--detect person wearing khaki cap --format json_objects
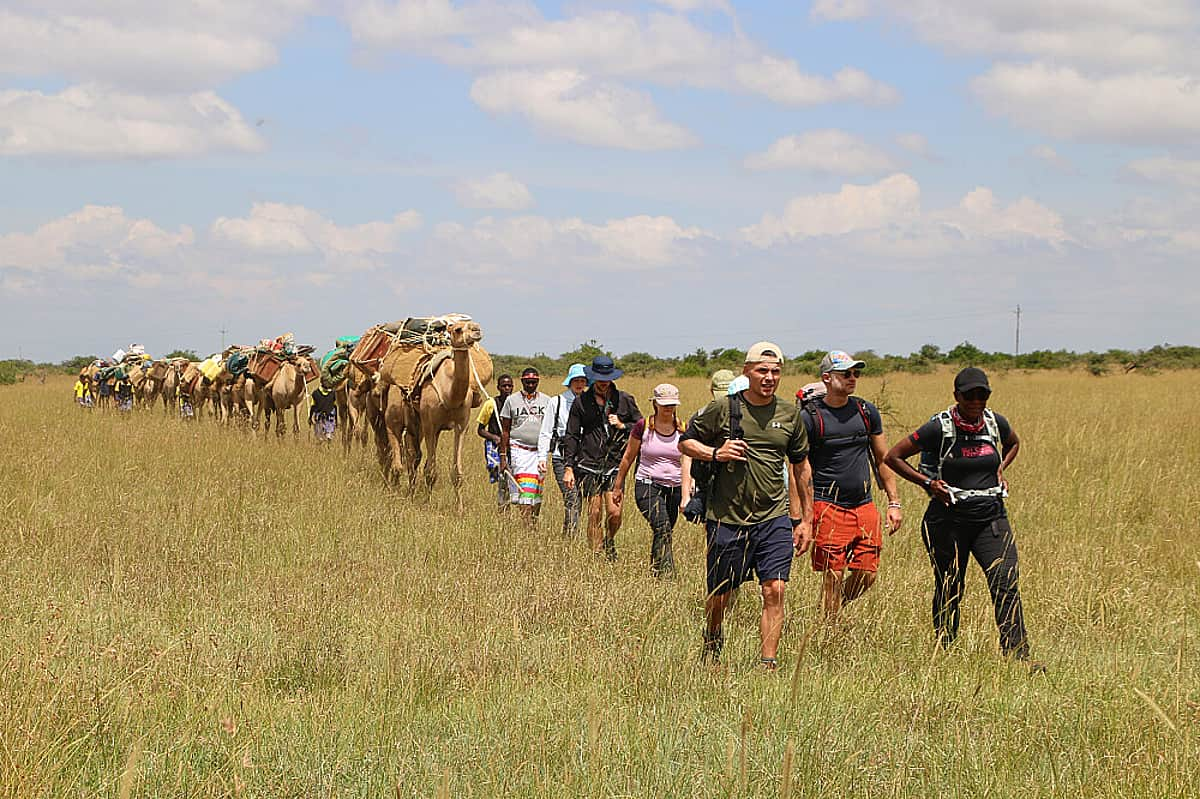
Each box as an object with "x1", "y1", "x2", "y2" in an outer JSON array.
[
  {"x1": 679, "y1": 341, "x2": 814, "y2": 671},
  {"x1": 613, "y1": 383, "x2": 691, "y2": 578},
  {"x1": 709, "y1": 369, "x2": 735, "y2": 401}
]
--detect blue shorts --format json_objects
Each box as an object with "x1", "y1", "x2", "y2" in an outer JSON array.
[{"x1": 705, "y1": 514, "x2": 794, "y2": 596}]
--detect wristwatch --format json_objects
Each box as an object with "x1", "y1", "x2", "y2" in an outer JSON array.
[{"x1": 922, "y1": 477, "x2": 934, "y2": 493}]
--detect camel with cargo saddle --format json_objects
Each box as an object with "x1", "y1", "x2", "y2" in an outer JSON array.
[{"x1": 356, "y1": 315, "x2": 492, "y2": 501}]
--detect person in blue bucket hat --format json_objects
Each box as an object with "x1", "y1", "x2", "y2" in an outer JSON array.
[
  {"x1": 562, "y1": 356, "x2": 643, "y2": 560},
  {"x1": 539, "y1": 363, "x2": 588, "y2": 537}
]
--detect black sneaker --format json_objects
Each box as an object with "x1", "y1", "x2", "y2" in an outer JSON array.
[{"x1": 702, "y1": 627, "x2": 724, "y2": 662}]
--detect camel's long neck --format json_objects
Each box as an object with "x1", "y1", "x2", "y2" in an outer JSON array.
[{"x1": 447, "y1": 347, "x2": 472, "y2": 406}]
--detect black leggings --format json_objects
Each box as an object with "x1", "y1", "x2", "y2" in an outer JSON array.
[
  {"x1": 634, "y1": 481, "x2": 680, "y2": 577},
  {"x1": 921, "y1": 510, "x2": 1030, "y2": 657}
]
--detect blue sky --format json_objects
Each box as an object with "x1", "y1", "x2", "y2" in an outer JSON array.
[{"x1": 1, "y1": 0, "x2": 1198, "y2": 362}]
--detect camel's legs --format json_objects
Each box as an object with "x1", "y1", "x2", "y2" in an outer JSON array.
[
  {"x1": 450, "y1": 421, "x2": 467, "y2": 510},
  {"x1": 420, "y1": 413, "x2": 441, "y2": 493}
]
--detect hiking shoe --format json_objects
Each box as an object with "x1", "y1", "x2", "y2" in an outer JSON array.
[
  {"x1": 759, "y1": 657, "x2": 779, "y2": 673},
  {"x1": 603, "y1": 537, "x2": 617, "y2": 562},
  {"x1": 701, "y1": 627, "x2": 724, "y2": 663}
]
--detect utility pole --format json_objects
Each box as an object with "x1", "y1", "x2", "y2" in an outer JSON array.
[
  {"x1": 219, "y1": 326, "x2": 228, "y2": 352},
  {"x1": 1013, "y1": 305, "x2": 1021, "y2": 356}
]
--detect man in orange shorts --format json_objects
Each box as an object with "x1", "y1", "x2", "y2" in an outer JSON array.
[{"x1": 801, "y1": 351, "x2": 903, "y2": 620}]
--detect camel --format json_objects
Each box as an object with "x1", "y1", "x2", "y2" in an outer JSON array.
[
  {"x1": 255, "y1": 356, "x2": 319, "y2": 437},
  {"x1": 162, "y1": 360, "x2": 184, "y2": 414},
  {"x1": 142, "y1": 359, "x2": 170, "y2": 410},
  {"x1": 342, "y1": 362, "x2": 377, "y2": 453},
  {"x1": 381, "y1": 318, "x2": 492, "y2": 500}
]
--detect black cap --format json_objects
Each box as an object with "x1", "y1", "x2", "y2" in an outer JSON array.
[
  {"x1": 954, "y1": 367, "x2": 990, "y2": 393},
  {"x1": 520, "y1": 366, "x2": 539, "y2": 377}
]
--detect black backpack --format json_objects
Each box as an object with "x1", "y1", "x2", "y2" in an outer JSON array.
[
  {"x1": 683, "y1": 393, "x2": 743, "y2": 523},
  {"x1": 802, "y1": 396, "x2": 884, "y2": 490}
]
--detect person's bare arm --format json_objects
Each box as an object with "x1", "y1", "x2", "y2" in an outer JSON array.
[
  {"x1": 679, "y1": 454, "x2": 693, "y2": 508},
  {"x1": 679, "y1": 437, "x2": 747, "y2": 463},
  {"x1": 871, "y1": 433, "x2": 903, "y2": 533},
  {"x1": 1001, "y1": 431, "x2": 1020, "y2": 471},
  {"x1": 612, "y1": 434, "x2": 641, "y2": 505},
  {"x1": 789, "y1": 458, "x2": 813, "y2": 553},
  {"x1": 886, "y1": 437, "x2": 951, "y2": 506}
]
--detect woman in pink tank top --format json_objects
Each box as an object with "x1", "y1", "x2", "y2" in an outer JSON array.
[{"x1": 613, "y1": 383, "x2": 691, "y2": 577}]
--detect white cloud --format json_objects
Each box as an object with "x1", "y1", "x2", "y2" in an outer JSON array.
[
  {"x1": 431, "y1": 213, "x2": 707, "y2": 270},
  {"x1": 347, "y1": 2, "x2": 897, "y2": 109},
  {"x1": 840, "y1": 2, "x2": 1200, "y2": 145},
  {"x1": 742, "y1": 173, "x2": 921, "y2": 247},
  {"x1": 0, "y1": 2, "x2": 312, "y2": 91},
  {"x1": 454, "y1": 172, "x2": 535, "y2": 210},
  {"x1": 742, "y1": 174, "x2": 1070, "y2": 251},
  {"x1": 895, "y1": 132, "x2": 935, "y2": 160},
  {"x1": 1029, "y1": 144, "x2": 1075, "y2": 173},
  {"x1": 810, "y1": 0, "x2": 870, "y2": 21},
  {"x1": 866, "y1": 0, "x2": 1199, "y2": 73},
  {"x1": 469, "y1": 69, "x2": 697, "y2": 151},
  {"x1": 937, "y1": 188, "x2": 1070, "y2": 245},
  {"x1": 972, "y1": 64, "x2": 1200, "y2": 144},
  {"x1": 211, "y1": 203, "x2": 422, "y2": 267},
  {"x1": 0, "y1": 205, "x2": 194, "y2": 277},
  {"x1": 744, "y1": 130, "x2": 895, "y2": 175},
  {"x1": 1126, "y1": 156, "x2": 1200, "y2": 188},
  {"x1": 0, "y1": 84, "x2": 264, "y2": 158},
  {"x1": 733, "y1": 59, "x2": 897, "y2": 106}
]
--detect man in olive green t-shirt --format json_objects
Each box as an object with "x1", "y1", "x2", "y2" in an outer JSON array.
[{"x1": 680, "y1": 341, "x2": 814, "y2": 671}]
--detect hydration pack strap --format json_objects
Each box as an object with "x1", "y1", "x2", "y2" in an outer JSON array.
[{"x1": 946, "y1": 485, "x2": 1007, "y2": 505}]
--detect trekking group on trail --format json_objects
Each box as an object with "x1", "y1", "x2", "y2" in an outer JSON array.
[{"x1": 479, "y1": 344, "x2": 1041, "y2": 674}]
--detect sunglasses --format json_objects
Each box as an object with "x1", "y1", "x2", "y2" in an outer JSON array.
[
  {"x1": 961, "y1": 388, "x2": 991, "y2": 401},
  {"x1": 833, "y1": 369, "x2": 862, "y2": 378}
]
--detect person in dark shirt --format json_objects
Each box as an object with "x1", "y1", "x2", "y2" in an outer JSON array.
[
  {"x1": 885, "y1": 367, "x2": 1042, "y2": 672},
  {"x1": 801, "y1": 351, "x2": 902, "y2": 622},
  {"x1": 309, "y1": 384, "x2": 337, "y2": 442},
  {"x1": 562, "y1": 356, "x2": 642, "y2": 561},
  {"x1": 115, "y1": 378, "x2": 134, "y2": 412}
]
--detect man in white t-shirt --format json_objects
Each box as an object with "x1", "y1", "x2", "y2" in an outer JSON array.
[{"x1": 500, "y1": 367, "x2": 553, "y2": 525}]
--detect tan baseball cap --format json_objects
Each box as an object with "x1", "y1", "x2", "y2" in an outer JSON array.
[
  {"x1": 745, "y1": 341, "x2": 784, "y2": 364},
  {"x1": 651, "y1": 383, "x2": 681, "y2": 406}
]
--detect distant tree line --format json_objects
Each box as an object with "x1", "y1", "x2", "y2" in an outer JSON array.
[
  {"x1": 491, "y1": 341, "x2": 1200, "y2": 380},
  {"x1": 4, "y1": 342, "x2": 1200, "y2": 386}
]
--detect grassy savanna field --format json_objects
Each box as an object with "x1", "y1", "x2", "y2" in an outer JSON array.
[{"x1": 2, "y1": 370, "x2": 1198, "y2": 797}]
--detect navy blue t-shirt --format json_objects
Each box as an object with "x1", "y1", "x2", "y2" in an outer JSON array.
[
  {"x1": 912, "y1": 412, "x2": 1013, "y2": 523},
  {"x1": 801, "y1": 398, "x2": 883, "y2": 508}
]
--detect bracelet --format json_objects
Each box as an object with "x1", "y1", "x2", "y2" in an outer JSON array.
[{"x1": 887, "y1": 502, "x2": 902, "y2": 508}]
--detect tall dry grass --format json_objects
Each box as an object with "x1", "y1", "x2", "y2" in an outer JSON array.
[{"x1": 0, "y1": 370, "x2": 1197, "y2": 797}]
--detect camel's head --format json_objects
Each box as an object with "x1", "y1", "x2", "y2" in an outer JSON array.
[{"x1": 449, "y1": 319, "x2": 483, "y2": 349}]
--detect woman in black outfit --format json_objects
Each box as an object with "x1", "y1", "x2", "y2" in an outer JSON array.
[{"x1": 885, "y1": 367, "x2": 1042, "y2": 671}]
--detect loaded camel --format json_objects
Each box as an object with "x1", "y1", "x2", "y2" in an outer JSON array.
[{"x1": 381, "y1": 318, "x2": 492, "y2": 501}]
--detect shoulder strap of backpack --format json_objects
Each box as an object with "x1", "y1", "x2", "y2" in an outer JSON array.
[
  {"x1": 936, "y1": 406, "x2": 956, "y2": 481},
  {"x1": 982, "y1": 408, "x2": 1001, "y2": 447},
  {"x1": 852, "y1": 398, "x2": 885, "y2": 489},
  {"x1": 810, "y1": 401, "x2": 825, "y2": 444},
  {"x1": 728, "y1": 392, "x2": 743, "y2": 440}
]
